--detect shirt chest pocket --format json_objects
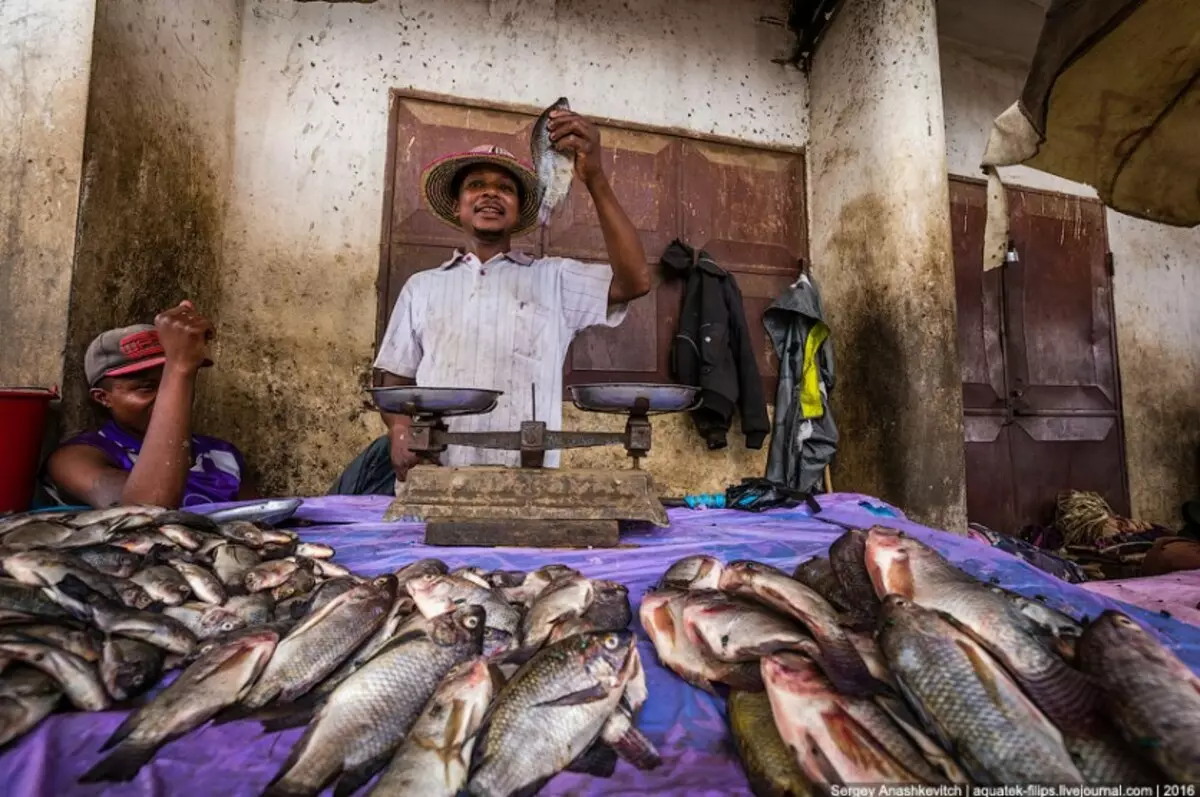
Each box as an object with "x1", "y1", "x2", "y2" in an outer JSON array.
[{"x1": 513, "y1": 301, "x2": 553, "y2": 360}]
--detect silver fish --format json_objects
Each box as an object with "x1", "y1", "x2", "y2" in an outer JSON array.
[
  {"x1": 7, "y1": 623, "x2": 102, "y2": 662},
  {"x1": 661, "y1": 555, "x2": 724, "y2": 591},
  {"x1": 62, "y1": 582, "x2": 197, "y2": 656},
  {"x1": 262, "y1": 605, "x2": 485, "y2": 797},
  {"x1": 408, "y1": 574, "x2": 520, "y2": 658},
  {"x1": 0, "y1": 666, "x2": 61, "y2": 747},
  {"x1": 366, "y1": 656, "x2": 495, "y2": 797},
  {"x1": 294, "y1": 542, "x2": 335, "y2": 560},
  {"x1": 79, "y1": 626, "x2": 279, "y2": 783},
  {"x1": 164, "y1": 603, "x2": 247, "y2": 640},
  {"x1": 226, "y1": 592, "x2": 276, "y2": 626},
  {"x1": 68, "y1": 505, "x2": 164, "y2": 530},
  {"x1": 244, "y1": 559, "x2": 299, "y2": 593},
  {"x1": 240, "y1": 577, "x2": 396, "y2": 709},
  {"x1": 168, "y1": 560, "x2": 227, "y2": 605},
  {"x1": 155, "y1": 524, "x2": 202, "y2": 551},
  {"x1": 212, "y1": 543, "x2": 262, "y2": 588},
  {"x1": 72, "y1": 545, "x2": 141, "y2": 579},
  {"x1": 130, "y1": 565, "x2": 192, "y2": 606},
  {"x1": 500, "y1": 564, "x2": 578, "y2": 607},
  {"x1": 100, "y1": 637, "x2": 164, "y2": 702},
  {"x1": 466, "y1": 631, "x2": 637, "y2": 797},
  {"x1": 522, "y1": 574, "x2": 593, "y2": 651},
  {"x1": 0, "y1": 630, "x2": 110, "y2": 711},
  {"x1": 530, "y1": 97, "x2": 574, "y2": 226}
]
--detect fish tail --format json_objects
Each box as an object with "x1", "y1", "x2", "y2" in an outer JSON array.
[
  {"x1": 78, "y1": 742, "x2": 157, "y2": 783},
  {"x1": 608, "y1": 726, "x2": 663, "y2": 771}
]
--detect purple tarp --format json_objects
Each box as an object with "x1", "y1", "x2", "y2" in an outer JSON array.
[{"x1": 5, "y1": 492, "x2": 1200, "y2": 797}]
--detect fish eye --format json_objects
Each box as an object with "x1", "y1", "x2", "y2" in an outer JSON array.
[
  {"x1": 602, "y1": 634, "x2": 619, "y2": 650},
  {"x1": 463, "y1": 616, "x2": 480, "y2": 629}
]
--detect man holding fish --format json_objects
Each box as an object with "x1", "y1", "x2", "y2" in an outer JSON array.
[{"x1": 334, "y1": 98, "x2": 652, "y2": 494}]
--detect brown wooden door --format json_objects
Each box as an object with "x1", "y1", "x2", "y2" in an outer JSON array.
[
  {"x1": 950, "y1": 179, "x2": 1129, "y2": 533},
  {"x1": 377, "y1": 91, "x2": 806, "y2": 398}
]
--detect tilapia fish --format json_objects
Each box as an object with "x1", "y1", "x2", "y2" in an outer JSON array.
[
  {"x1": 366, "y1": 656, "x2": 495, "y2": 797},
  {"x1": 80, "y1": 626, "x2": 279, "y2": 783},
  {"x1": 499, "y1": 564, "x2": 578, "y2": 607},
  {"x1": 877, "y1": 595, "x2": 1083, "y2": 784},
  {"x1": 68, "y1": 505, "x2": 164, "y2": 531},
  {"x1": 719, "y1": 561, "x2": 882, "y2": 696},
  {"x1": 168, "y1": 560, "x2": 227, "y2": 605},
  {"x1": 0, "y1": 666, "x2": 61, "y2": 747},
  {"x1": 164, "y1": 603, "x2": 247, "y2": 640},
  {"x1": 581, "y1": 580, "x2": 631, "y2": 630},
  {"x1": 408, "y1": 574, "x2": 520, "y2": 657},
  {"x1": 661, "y1": 555, "x2": 724, "y2": 591},
  {"x1": 244, "y1": 559, "x2": 300, "y2": 593},
  {"x1": 680, "y1": 590, "x2": 818, "y2": 664},
  {"x1": 312, "y1": 592, "x2": 418, "y2": 702},
  {"x1": 72, "y1": 545, "x2": 140, "y2": 579},
  {"x1": 6, "y1": 623, "x2": 101, "y2": 662},
  {"x1": 3, "y1": 549, "x2": 151, "y2": 609},
  {"x1": 262, "y1": 605, "x2": 485, "y2": 797},
  {"x1": 100, "y1": 637, "x2": 164, "y2": 702},
  {"x1": 58, "y1": 577, "x2": 197, "y2": 655},
  {"x1": 1079, "y1": 610, "x2": 1200, "y2": 783},
  {"x1": 0, "y1": 577, "x2": 74, "y2": 624},
  {"x1": 639, "y1": 587, "x2": 762, "y2": 693},
  {"x1": 467, "y1": 631, "x2": 637, "y2": 797},
  {"x1": 762, "y1": 653, "x2": 944, "y2": 786},
  {"x1": 0, "y1": 630, "x2": 109, "y2": 711},
  {"x1": 393, "y1": 558, "x2": 447, "y2": 591},
  {"x1": 531, "y1": 96, "x2": 574, "y2": 227},
  {"x1": 240, "y1": 576, "x2": 395, "y2": 709},
  {"x1": 728, "y1": 689, "x2": 815, "y2": 797},
  {"x1": 212, "y1": 543, "x2": 262, "y2": 588},
  {"x1": 864, "y1": 530, "x2": 1100, "y2": 730},
  {"x1": 216, "y1": 521, "x2": 291, "y2": 548},
  {"x1": 828, "y1": 530, "x2": 881, "y2": 620},
  {"x1": 226, "y1": 592, "x2": 276, "y2": 626},
  {"x1": 130, "y1": 565, "x2": 192, "y2": 605},
  {"x1": 522, "y1": 574, "x2": 593, "y2": 651}
]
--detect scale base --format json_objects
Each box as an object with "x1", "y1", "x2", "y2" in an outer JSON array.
[
  {"x1": 425, "y1": 519, "x2": 619, "y2": 548},
  {"x1": 384, "y1": 465, "x2": 668, "y2": 544}
]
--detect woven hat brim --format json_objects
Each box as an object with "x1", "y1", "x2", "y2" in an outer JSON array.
[{"x1": 421, "y1": 153, "x2": 542, "y2": 237}]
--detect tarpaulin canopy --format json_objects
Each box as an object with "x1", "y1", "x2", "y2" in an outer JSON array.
[{"x1": 979, "y1": 0, "x2": 1200, "y2": 269}]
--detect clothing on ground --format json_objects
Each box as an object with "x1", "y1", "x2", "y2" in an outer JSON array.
[
  {"x1": 45, "y1": 420, "x2": 244, "y2": 507},
  {"x1": 763, "y1": 272, "x2": 838, "y2": 494},
  {"x1": 373, "y1": 249, "x2": 627, "y2": 468},
  {"x1": 661, "y1": 239, "x2": 770, "y2": 451}
]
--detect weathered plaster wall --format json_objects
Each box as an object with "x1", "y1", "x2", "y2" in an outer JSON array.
[
  {"x1": 207, "y1": 0, "x2": 807, "y2": 496},
  {"x1": 808, "y1": 0, "x2": 968, "y2": 530},
  {"x1": 63, "y1": 0, "x2": 243, "y2": 435},
  {"x1": 0, "y1": 0, "x2": 96, "y2": 388},
  {"x1": 940, "y1": 38, "x2": 1200, "y2": 526}
]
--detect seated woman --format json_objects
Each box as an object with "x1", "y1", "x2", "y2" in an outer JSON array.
[{"x1": 45, "y1": 301, "x2": 256, "y2": 509}]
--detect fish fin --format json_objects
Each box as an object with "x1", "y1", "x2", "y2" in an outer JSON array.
[
  {"x1": 261, "y1": 721, "x2": 331, "y2": 797},
  {"x1": 674, "y1": 667, "x2": 719, "y2": 695},
  {"x1": 565, "y1": 740, "x2": 619, "y2": 777},
  {"x1": 78, "y1": 741, "x2": 156, "y2": 783},
  {"x1": 533, "y1": 682, "x2": 610, "y2": 708},
  {"x1": 956, "y1": 637, "x2": 1067, "y2": 745},
  {"x1": 210, "y1": 702, "x2": 258, "y2": 727},
  {"x1": 603, "y1": 725, "x2": 661, "y2": 771},
  {"x1": 332, "y1": 751, "x2": 392, "y2": 797},
  {"x1": 97, "y1": 710, "x2": 142, "y2": 752},
  {"x1": 259, "y1": 702, "x2": 319, "y2": 733}
]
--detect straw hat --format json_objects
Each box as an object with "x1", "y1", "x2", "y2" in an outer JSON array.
[{"x1": 421, "y1": 145, "x2": 541, "y2": 236}]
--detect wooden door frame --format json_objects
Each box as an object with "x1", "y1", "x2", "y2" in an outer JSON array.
[{"x1": 948, "y1": 173, "x2": 1132, "y2": 517}]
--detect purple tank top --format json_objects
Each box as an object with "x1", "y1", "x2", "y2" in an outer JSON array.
[{"x1": 57, "y1": 420, "x2": 245, "y2": 507}]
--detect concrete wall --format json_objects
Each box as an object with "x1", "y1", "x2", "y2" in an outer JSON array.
[
  {"x1": 62, "y1": 0, "x2": 243, "y2": 435},
  {"x1": 941, "y1": 38, "x2": 1200, "y2": 526},
  {"x1": 808, "y1": 0, "x2": 968, "y2": 531},
  {"x1": 204, "y1": 0, "x2": 807, "y2": 496},
  {"x1": 0, "y1": 0, "x2": 96, "y2": 389}
]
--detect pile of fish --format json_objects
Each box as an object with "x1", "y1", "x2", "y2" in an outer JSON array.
[
  {"x1": 0, "y1": 505, "x2": 655, "y2": 796},
  {"x1": 642, "y1": 527, "x2": 1200, "y2": 791}
]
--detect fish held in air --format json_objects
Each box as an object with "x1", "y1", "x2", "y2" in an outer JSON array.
[
  {"x1": 362, "y1": 656, "x2": 495, "y2": 797},
  {"x1": 728, "y1": 688, "x2": 815, "y2": 797},
  {"x1": 762, "y1": 652, "x2": 945, "y2": 786},
  {"x1": 531, "y1": 96, "x2": 574, "y2": 227},
  {"x1": 79, "y1": 626, "x2": 279, "y2": 783},
  {"x1": 466, "y1": 631, "x2": 637, "y2": 797},
  {"x1": 719, "y1": 560, "x2": 885, "y2": 697},
  {"x1": 1079, "y1": 610, "x2": 1200, "y2": 783},
  {"x1": 877, "y1": 594, "x2": 1083, "y2": 784},
  {"x1": 261, "y1": 605, "x2": 485, "y2": 797}
]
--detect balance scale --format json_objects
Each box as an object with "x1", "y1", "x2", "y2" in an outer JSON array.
[{"x1": 369, "y1": 383, "x2": 701, "y2": 548}]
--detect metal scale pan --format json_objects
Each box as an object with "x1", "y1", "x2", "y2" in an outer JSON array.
[
  {"x1": 368, "y1": 387, "x2": 502, "y2": 417},
  {"x1": 568, "y1": 383, "x2": 701, "y2": 415}
]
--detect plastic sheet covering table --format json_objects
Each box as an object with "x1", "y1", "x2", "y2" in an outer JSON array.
[{"x1": 5, "y1": 492, "x2": 1200, "y2": 797}]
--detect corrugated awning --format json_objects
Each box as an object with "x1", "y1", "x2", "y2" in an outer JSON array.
[{"x1": 979, "y1": 0, "x2": 1200, "y2": 269}]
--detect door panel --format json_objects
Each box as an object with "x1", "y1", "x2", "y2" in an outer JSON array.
[
  {"x1": 949, "y1": 177, "x2": 1129, "y2": 533},
  {"x1": 379, "y1": 92, "x2": 805, "y2": 399}
]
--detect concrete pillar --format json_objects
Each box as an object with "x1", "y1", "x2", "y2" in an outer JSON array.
[
  {"x1": 0, "y1": 0, "x2": 97, "y2": 388},
  {"x1": 808, "y1": 0, "x2": 967, "y2": 530}
]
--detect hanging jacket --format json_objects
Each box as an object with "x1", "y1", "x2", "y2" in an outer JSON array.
[
  {"x1": 662, "y1": 239, "x2": 770, "y2": 451},
  {"x1": 764, "y1": 272, "x2": 838, "y2": 492}
]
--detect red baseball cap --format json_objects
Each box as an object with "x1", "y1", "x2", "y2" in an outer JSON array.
[{"x1": 84, "y1": 324, "x2": 211, "y2": 386}]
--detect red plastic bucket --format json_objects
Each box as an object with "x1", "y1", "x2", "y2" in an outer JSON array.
[{"x1": 0, "y1": 387, "x2": 59, "y2": 513}]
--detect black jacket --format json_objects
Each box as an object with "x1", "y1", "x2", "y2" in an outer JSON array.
[{"x1": 662, "y1": 239, "x2": 770, "y2": 450}]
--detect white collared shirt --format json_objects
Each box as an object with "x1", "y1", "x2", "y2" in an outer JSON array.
[{"x1": 374, "y1": 250, "x2": 628, "y2": 467}]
